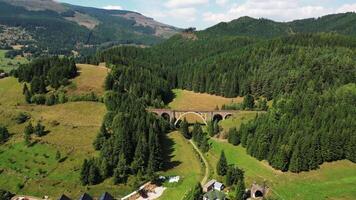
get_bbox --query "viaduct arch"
[147,109,239,126]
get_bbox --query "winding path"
[189,140,210,186]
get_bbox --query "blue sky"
[57,0,356,29]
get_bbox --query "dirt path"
[189,140,209,185]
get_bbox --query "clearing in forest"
[0,50,27,73]
[169,89,243,123]
[66,64,109,96]
[169,89,243,110]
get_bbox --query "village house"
[203,179,224,192]
[0,72,6,79]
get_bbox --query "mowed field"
[159,131,203,200]
[169,89,243,123]
[0,50,27,73]
[169,89,356,200]
[66,64,108,96]
[0,75,132,198]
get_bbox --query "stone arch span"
[174,111,208,126]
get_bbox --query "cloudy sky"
[58,0,356,29]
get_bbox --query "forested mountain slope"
[0,0,179,56]
[90,27,356,173]
[202,12,356,38]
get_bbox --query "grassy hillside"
[206,139,356,200]
[0,50,27,72]
[66,64,108,96]
[0,75,134,198]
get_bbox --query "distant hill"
[0,0,179,55]
[201,12,356,38]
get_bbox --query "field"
[0,50,27,73]
[169,89,243,110]
[66,64,108,96]
[169,89,243,123]
[0,76,132,199]
[206,139,356,200]
[159,131,203,200]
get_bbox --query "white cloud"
[169,7,198,21]
[203,0,356,24]
[103,5,123,10]
[336,3,356,13]
[165,0,209,8]
[216,0,229,6]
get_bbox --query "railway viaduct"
[147,109,239,125]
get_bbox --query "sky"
[57,0,356,29]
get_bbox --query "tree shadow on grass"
[161,132,181,172]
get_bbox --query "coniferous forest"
[90,30,356,173]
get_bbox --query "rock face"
[115,12,179,38]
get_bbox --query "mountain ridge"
[201,12,356,38]
[0,0,180,55]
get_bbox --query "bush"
[0,126,10,144]
[0,189,15,200]
[15,112,30,124]
[31,94,46,105]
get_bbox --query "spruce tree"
[113,153,128,184]
[235,180,245,200]
[34,122,45,137]
[184,182,202,200]
[180,118,191,139]
[228,128,240,145]
[243,94,255,110]
[217,150,228,176]
[80,159,90,185]
[0,126,10,144]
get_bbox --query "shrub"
[15,112,30,124]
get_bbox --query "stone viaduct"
[147,109,239,126]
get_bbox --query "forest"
[91,31,356,173]
[14,56,77,104]
[80,62,172,185]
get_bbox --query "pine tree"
[180,118,191,139]
[88,162,102,185]
[217,150,228,176]
[80,159,90,185]
[34,122,45,137]
[23,84,32,103]
[242,94,255,110]
[93,125,110,150]
[113,153,128,184]
[207,120,214,137]
[0,126,10,144]
[235,180,245,200]
[24,122,34,136]
[228,128,240,145]
[183,182,202,200]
